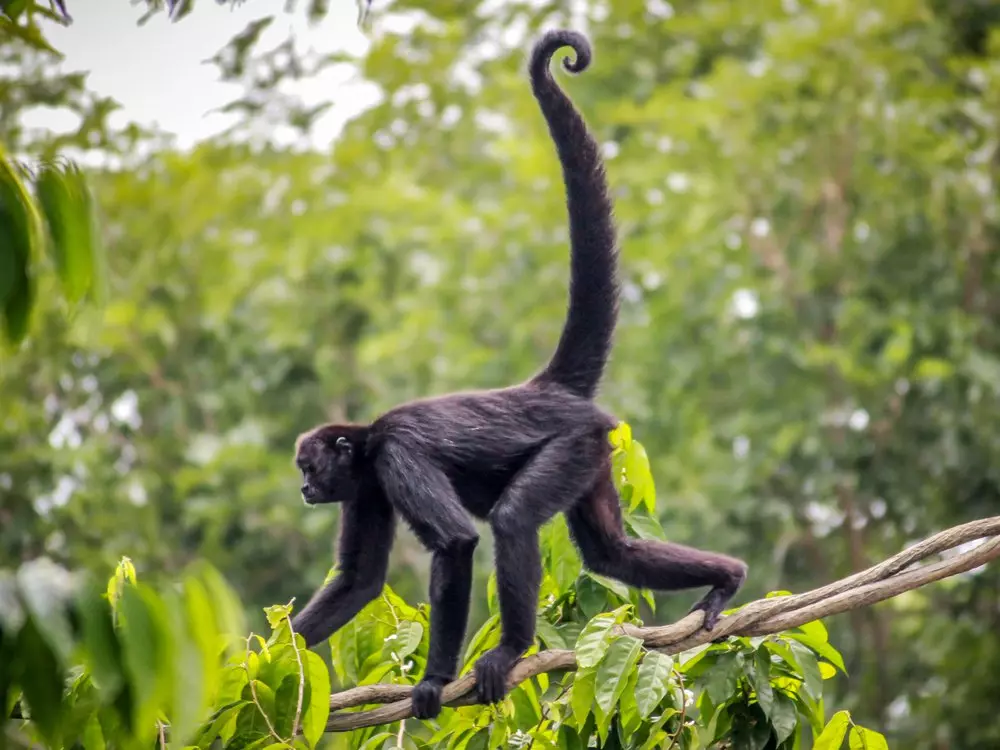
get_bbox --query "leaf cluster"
[0,148,105,347]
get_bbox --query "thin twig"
[664,670,686,750]
[324,516,1000,732]
[244,635,285,744]
[285,605,306,741]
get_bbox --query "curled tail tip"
[530,29,593,80]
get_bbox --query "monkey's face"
[295,433,358,505]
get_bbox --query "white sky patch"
[34,2,373,149]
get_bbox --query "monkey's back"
[371,384,616,468]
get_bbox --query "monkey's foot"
[411,675,449,720]
[474,646,519,705]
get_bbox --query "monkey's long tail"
[528,29,620,401]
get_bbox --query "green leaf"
[74,582,125,700]
[585,571,631,601]
[118,585,170,736]
[849,725,888,750]
[164,588,208,748]
[0,147,41,345]
[193,700,250,747]
[623,513,666,541]
[265,602,294,630]
[609,422,632,451]
[750,648,774,716]
[769,692,798,744]
[35,162,104,305]
[787,631,847,674]
[595,635,643,714]
[389,620,423,660]
[814,710,851,750]
[301,650,331,748]
[16,620,65,746]
[571,669,596,726]
[637,708,679,750]
[510,682,541,729]
[80,714,106,750]
[535,616,567,650]
[463,614,500,667]
[635,651,673,719]
[705,651,743,705]
[544,516,582,591]
[626,440,656,513]
[574,613,618,669]
[795,619,828,643]
[16,557,76,666]
[786,641,823,699]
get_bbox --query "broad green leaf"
[301,650,331,748]
[795,619,829,644]
[193,700,250,747]
[509,682,541,729]
[535,616,567,650]
[624,513,667,541]
[16,620,65,746]
[570,669,596,725]
[637,708,679,750]
[35,162,104,305]
[849,726,889,750]
[705,651,743,705]
[80,714,106,750]
[787,632,847,674]
[814,710,851,750]
[635,651,673,719]
[463,614,500,667]
[750,649,774,715]
[786,641,823,699]
[585,571,631,601]
[0,148,42,346]
[74,583,124,700]
[574,613,618,669]
[769,692,798,744]
[544,516,582,590]
[391,620,423,660]
[118,585,170,736]
[595,635,643,713]
[164,587,207,747]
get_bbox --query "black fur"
[289,29,748,721]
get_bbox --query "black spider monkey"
[290,29,748,720]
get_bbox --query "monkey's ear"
[334,436,353,458]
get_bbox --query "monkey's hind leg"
[566,475,747,630]
[478,432,607,705]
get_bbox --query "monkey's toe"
[411,679,445,720]
[474,647,517,705]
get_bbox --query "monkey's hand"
[411,675,450,720]
[688,587,731,632]
[473,645,519,705]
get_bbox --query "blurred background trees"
[3,0,1000,746]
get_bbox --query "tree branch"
[325,516,1000,732]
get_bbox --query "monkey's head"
[294,424,367,505]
